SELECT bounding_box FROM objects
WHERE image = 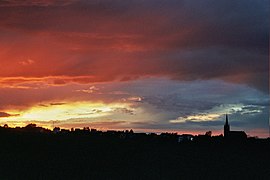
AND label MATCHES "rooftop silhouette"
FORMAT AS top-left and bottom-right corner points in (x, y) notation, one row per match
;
(224, 114), (247, 141)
